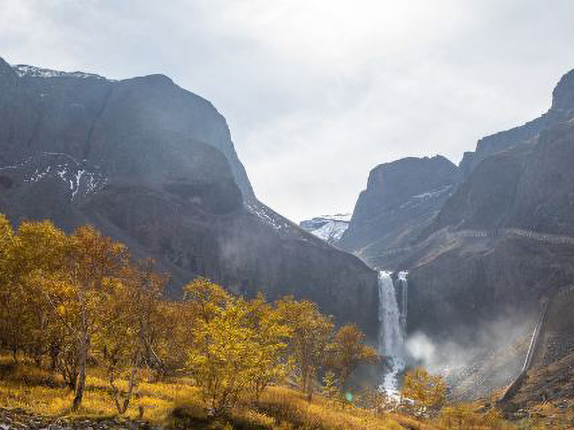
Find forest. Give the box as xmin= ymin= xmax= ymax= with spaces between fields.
xmin=0 ymin=215 xmax=557 ymax=429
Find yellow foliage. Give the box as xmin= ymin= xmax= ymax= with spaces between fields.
xmin=187 ymin=288 xmax=291 ymax=415
xmin=401 ymin=367 xmax=447 ymax=416
xmin=325 ymin=324 xmax=379 ymax=390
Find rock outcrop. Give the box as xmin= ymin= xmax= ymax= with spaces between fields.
xmin=0 ymin=57 xmax=379 ymax=337
xmin=339 ymin=155 xmax=459 ymax=269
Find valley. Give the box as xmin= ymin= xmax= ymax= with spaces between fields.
xmin=1 ymin=54 xmax=574 ymax=430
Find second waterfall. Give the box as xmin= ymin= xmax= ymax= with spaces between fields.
xmin=378 ymin=271 xmax=408 ymax=393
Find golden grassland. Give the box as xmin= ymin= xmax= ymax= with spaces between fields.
xmin=0 ymin=355 xmax=556 ymax=430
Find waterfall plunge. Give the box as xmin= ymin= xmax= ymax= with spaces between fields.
xmin=378 ymin=271 xmax=408 ymax=394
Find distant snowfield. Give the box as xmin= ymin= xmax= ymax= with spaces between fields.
xmin=299 ymin=213 xmax=351 ymax=244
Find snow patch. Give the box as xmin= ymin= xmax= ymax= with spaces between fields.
xmin=247 ymin=203 xmax=292 ymax=232
xmin=12 ymin=64 xmax=107 ymax=80
xmin=2 ymin=152 xmax=107 ymax=201
xmin=400 ymin=185 xmax=453 ymax=210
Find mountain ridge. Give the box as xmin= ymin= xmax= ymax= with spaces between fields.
xmin=0 ymin=56 xmax=379 ymax=338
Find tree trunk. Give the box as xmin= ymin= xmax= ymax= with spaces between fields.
xmin=72 ymin=335 xmax=89 ymax=411
xmin=306 ymin=371 xmax=314 ymax=402
xmin=50 ymin=344 xmax=60 ymax=372
xmin=114 ymin=366 xmax=138 ymax=414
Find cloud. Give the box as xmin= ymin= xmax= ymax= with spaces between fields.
xmin=1 ymin=0 xmax=573 ymax=220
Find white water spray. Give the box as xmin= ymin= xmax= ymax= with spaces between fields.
xmin=378 ymin=271 xmax=408 ymax=394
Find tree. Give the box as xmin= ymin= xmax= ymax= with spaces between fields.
xmin=325 ymin=324 xmax=379 ymax=391
xmin=186 ymin=287 xmax=291 ymax=416
xmin=14 ymin=220 xmax=71 ymax=366
xmin=183 ymin=278 xmax=232 ymax=323
xmin=26 ymin=225 xmax=132 ymax=411
xmin=401 ymin=367 xmax=447 ymax=417
xmin=276 ymin=297 xmax=334 ymax=401
xmin=96 ymin=260 xmax=167 ymax=414
xmin=0 ymin=215 xmax=22 ymax=362
xmin=244 ymin=295 xmax=292 ymax=401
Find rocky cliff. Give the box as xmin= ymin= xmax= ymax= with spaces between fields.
xmin=405 ymin=69 xmax=574 ymax=340
xmin=0 ymin=57 xmax=379 ymax=337
xmin=339 ymin=155 xmax=459 ymax=269
xmin=340 ymin=67 xmax=574 ymax=352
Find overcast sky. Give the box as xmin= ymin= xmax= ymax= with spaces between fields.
xmin=1 ymin=0 xmax=573 ymax=221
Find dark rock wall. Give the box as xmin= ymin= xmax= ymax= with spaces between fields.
xmin=339 ymin=155 xmax=458 ymax=269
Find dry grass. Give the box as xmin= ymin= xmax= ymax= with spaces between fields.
xmin=241 ymin=386 xmax=423 ymax=430
xmin=0 ymin=356 xmax=557 ymax=430
xmin=0 ymin=355 xmax=201 ymax=423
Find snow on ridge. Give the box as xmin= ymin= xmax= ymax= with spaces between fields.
xmin=399 ymin=185 xmax=453 ymax=210
xmin=12 ymin=64 xmax=107 ymax=80
xmin=313 ymin=213 xmax=351 ymax=222
xmin=247 ymin=202 xmax=292 ymax=232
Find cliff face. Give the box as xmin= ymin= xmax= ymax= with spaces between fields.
xmin=404 ymin=69 xmax=574 ymax=341
xmin=339 ymin=155 xmax=459 ymax=269
xmin=459 ymin=69 xmax=574 ymax=178
xmin=0 ymin=58 xmax=378 ymax=337
xmin=338 ymin=67 xmax=574 ymax=347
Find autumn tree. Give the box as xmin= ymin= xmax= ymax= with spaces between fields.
xmin=185 ymin=281 xmax=291 ymax=415
xmin=276 ymin=297 xmax=334 ymax=401
xmin=324 ymin=324 xmax=379 ymax=391
xmin=15 ymin=220 xmax=71 ymax=366
xmin=244 ymin=295 xmax=292 ymax=401
xmin=0 ymin=219 xmax=70 ymax=366
xmin=26 ymin=225 xmax=132 ymax=411
xmin=152 ymin=300 xmax=192 ymax=375
xmin=96 ymin=260 xmax=167 ymax=414
xmin=401 ymin=367 xmax=447 ymax=417
xmin=0 ymin=215 xmax=21 ymax=362
xmin=183 ymin=277 xmax=232 ymax=323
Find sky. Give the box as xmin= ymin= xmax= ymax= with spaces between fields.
xmin=1 ymin=0 xmax=573 ymax=221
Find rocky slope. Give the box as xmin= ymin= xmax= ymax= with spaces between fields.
xmin=504 ymin=286 xmax=574 ymax=425
xmin=0 ymin=57 xmax=378 ymax=337
xmin=338 ymin=156 xmax=459 ymax=269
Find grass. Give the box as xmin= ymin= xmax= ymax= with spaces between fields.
xmin=0 ymin=355 xmax=560 ymax=430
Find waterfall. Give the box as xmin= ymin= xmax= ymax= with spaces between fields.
xmin=397 ymin=271 xmax=408 ymax=335
xmin=378 ymin=271 xmax=408 ymax=394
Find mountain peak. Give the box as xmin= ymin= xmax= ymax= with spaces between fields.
xmin=551 ymin=68 xmax=574 ymax=112
xmin=0 ymin=57 xmax=15 ymax=79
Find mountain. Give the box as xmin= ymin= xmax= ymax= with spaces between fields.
xmin=338 ymin=155 xmax=459 ymax=269
xmin=341 ymin=67 xmax=574 ymax=395
xmin=405 ymin=68 xmax=574 ymax=340
xmin=299 ymin=214 xmax=351 ymax=244
xmin=0 ymin=57 xmax=379 ymax=338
